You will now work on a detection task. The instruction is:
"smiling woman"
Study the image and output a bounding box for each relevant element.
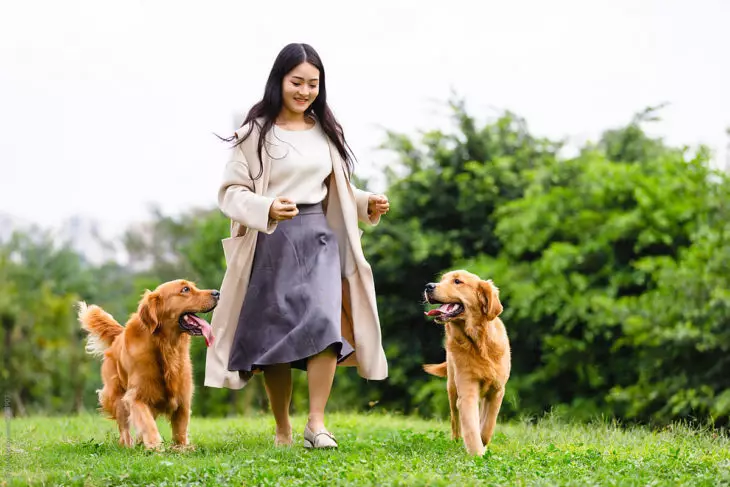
[217,43,357,182]
[282,63,319,114]
[206,43,391,451]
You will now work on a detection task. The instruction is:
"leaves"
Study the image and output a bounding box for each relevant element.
[1,96,728,426]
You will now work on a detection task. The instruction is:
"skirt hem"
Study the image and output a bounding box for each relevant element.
[228,340,354,372]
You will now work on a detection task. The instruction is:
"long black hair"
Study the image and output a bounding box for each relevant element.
[218,43,356,180]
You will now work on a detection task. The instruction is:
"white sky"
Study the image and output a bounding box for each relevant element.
[1,0,729,236]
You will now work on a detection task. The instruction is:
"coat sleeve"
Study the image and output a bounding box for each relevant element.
[218,147,277,234]
[351,184,381,226]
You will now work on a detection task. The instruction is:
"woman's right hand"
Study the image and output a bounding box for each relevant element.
[269,197,298,221]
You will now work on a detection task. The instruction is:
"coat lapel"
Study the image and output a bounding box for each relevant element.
[325,139,359,277]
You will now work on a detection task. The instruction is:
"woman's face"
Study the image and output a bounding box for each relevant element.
[281,62,320,116]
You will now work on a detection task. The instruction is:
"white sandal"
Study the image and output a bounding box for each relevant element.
[303,425,338,449]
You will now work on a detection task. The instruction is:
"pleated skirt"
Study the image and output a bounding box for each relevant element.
[227,202,354,372]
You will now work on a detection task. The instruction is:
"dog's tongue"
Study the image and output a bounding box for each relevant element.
[187,314,215,347]
[425,303,458,316]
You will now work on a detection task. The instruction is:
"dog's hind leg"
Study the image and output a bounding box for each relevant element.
[480,388,504,447]
[99,359,132,447]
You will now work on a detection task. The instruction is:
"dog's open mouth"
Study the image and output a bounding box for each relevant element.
[425,302,465,322]
[179,312,215,347]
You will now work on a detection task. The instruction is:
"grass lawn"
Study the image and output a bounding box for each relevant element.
[2,412,728,486]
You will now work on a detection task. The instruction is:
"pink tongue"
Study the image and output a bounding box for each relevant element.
[425,304,457,316]
[187,314,215,347]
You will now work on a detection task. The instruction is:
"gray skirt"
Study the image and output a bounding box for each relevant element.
[227,202,354,373]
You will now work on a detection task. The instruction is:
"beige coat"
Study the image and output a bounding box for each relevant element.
[204,122,388,389]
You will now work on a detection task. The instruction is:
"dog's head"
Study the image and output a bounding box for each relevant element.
[424,270,503,324]
[137,279,219,346]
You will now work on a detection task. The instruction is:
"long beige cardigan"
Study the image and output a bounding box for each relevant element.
[204,121,388,389]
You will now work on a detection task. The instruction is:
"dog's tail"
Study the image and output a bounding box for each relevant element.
[423,362,448,377]
[77,301,124,358]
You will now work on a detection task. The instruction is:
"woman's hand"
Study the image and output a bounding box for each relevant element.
[269,197,298,221]
[367,194,390,219]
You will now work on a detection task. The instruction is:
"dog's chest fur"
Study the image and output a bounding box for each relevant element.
[445,321,508,387]
[153,342,191,412]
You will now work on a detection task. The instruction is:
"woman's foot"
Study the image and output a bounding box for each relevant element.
[303,423,338,449]
[274,426,292,447]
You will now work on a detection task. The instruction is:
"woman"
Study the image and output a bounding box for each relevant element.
[204,43,390,449]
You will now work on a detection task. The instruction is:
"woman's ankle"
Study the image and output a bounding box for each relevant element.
[306,415,326,432]
[275,422,292,435]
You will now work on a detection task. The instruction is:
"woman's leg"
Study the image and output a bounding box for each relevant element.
[306,347,337,432]
[263,363,293,444]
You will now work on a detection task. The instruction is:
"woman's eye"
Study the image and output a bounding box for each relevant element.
[292,82,301,87]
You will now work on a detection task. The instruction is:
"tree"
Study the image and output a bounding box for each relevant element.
[464,111,729,424]
[360,98,561,414]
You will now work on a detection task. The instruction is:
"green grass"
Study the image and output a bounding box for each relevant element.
[2,412,729,486]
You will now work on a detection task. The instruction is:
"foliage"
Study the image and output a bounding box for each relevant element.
[1,98,729,427]
[364,100,729,425]
[363,101,561,413]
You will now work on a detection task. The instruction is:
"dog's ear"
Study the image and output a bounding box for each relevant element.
[478,280,503,321]
[138,290,161,333]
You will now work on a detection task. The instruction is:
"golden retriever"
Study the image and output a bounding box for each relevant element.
[423,270,511,456]
[77,279,219,450]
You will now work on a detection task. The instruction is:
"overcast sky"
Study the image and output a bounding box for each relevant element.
[1,0,728,237]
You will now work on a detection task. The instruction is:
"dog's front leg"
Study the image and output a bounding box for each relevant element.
[114,397,133,447]
[456,380,485,456]
[447,363,460,440]
[171,404,191,449]
[480,388,505,447]
[123,389,162,449]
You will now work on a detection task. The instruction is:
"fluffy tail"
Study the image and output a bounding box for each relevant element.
[423,362,448,377]
[77,301,124,357]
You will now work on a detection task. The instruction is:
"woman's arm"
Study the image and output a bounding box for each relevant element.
[351,184,385,226]
[218,149,277,234]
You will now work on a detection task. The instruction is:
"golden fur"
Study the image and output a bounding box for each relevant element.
[423,270,511,456]
[78,280,219,450]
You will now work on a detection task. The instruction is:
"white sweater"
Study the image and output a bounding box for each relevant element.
[264,123,332,205]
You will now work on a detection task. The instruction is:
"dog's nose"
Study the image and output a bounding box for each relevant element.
[425,283,436,293]
[211,290,220,300]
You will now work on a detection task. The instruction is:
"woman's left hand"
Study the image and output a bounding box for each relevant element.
[367,194,390,219]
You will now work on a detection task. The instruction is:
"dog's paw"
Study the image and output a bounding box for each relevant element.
[143,436,164,451]
[171,443,196,453]
[466,445,486,457]
[118,433,134,448]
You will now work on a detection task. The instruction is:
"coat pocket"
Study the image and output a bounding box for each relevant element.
[222,229,257,267]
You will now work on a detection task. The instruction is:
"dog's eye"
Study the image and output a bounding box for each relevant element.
[181,286,190,293]
[454,279,462,285]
